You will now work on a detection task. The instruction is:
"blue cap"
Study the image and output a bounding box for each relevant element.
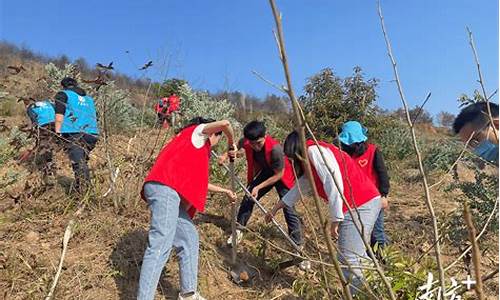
[338,121,368,145]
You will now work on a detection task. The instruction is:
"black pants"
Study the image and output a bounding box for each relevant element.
[63,133,98,193]
[236,170,304,245]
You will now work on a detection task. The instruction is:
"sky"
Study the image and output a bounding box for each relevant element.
[0,0,498,115]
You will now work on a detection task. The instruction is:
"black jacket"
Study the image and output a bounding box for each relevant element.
[372,148,390,197]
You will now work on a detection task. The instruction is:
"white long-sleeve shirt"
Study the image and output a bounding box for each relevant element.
[282,145,345,222]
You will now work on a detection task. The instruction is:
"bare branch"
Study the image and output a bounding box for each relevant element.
[377,1,446,297]
[466,27,498,141]
[429,131,474,189]
[445,196,499,272]
[411,92,432,124]
[267,0,352,298]
[463,203,485,300]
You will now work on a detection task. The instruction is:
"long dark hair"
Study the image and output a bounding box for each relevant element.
[178,117,218,134]
[284,130,305,177]
[341,141,366,157]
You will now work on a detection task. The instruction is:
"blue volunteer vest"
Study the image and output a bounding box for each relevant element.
[60,90,99,135]
[28,100,55,126]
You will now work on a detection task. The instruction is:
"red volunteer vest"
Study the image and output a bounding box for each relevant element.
[143,125,210,217]
[167,95,180,114]
[243,135,295,189]
[305,140,380,212]
[155,97,168,114]
[353,143,379,188]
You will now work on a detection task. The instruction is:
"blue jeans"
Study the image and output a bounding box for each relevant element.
[338,197,381,294]
[137,182,199,300]
[370,209,387,247]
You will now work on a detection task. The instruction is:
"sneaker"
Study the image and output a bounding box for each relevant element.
[299,260,312,271]
[178,292,207,300]
[226,229,243,246]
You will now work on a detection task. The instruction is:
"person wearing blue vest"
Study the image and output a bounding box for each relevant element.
[24,98,57,180]
[54,77,99,193]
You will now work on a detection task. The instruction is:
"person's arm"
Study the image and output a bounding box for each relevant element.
[308,145,345,239]
[218,138,245,165]
[373,148,390,197]
[202,120,234,143]
[308,145,344,222]
[54,92,67,134]
[208,183,237,202]
[54,114,64,133]
[266,175,311,222]
[250,146,285,198]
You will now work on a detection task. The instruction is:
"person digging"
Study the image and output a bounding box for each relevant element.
[219,120,304,249]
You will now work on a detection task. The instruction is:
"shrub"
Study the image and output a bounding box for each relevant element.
[445,167,499,247]
[300,67,379,140]
[422,141,463,173]
[174,82,240,131]
[365,246,435,300]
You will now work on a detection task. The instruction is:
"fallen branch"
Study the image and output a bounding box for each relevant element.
[44,220,75,300]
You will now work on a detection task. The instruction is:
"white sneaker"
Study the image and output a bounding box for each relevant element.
[226,229,243,246]
[178,292,207,300]
[299,260,312,271]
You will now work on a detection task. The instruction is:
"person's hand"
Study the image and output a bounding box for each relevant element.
[381,197,389,209]
[265,211,275,223]
[217,153,228,166]
[228,144,237,160]
[250,186,259,199]
[330,221,340,241]
[225,190,237,203]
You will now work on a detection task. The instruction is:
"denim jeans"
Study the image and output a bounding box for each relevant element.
[137,182,199,300]
[236,169,304,245]
[370,209,387,247]
[337,197,381,294]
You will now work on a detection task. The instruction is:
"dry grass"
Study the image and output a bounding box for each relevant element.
[0,55,497,300]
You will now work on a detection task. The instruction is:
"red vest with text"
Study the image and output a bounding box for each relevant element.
[306,140,380,212]
[143,125,210,217]
[352,143,379,188]
[243,135,295,189]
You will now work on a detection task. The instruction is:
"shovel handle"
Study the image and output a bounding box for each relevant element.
[229,158,237,265]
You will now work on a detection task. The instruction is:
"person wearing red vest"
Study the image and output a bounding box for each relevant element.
[154,97,169,128]
[338,121,390,252]
[266,130,381,292]
[137,117,237,300]
[219,121,303,247]
[167,94,181,128]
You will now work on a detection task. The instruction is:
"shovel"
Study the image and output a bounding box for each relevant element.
[228,154,256,284]
[212,151,307,271]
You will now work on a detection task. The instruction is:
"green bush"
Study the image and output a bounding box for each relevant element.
[175,83,240,131]
[370,119,416,170]
[445,167,499,247]
[365,246,435,300]
[422,141,462,173]
[300,67,379,140]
